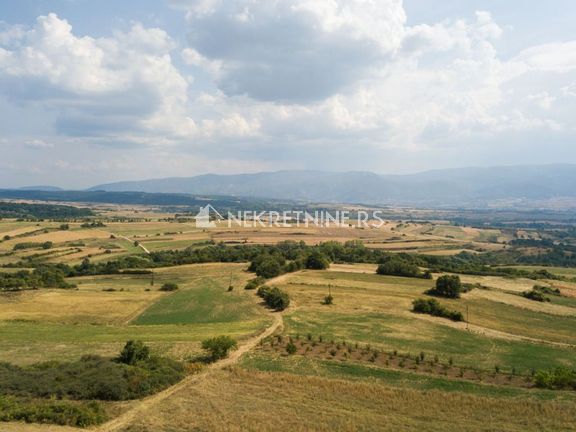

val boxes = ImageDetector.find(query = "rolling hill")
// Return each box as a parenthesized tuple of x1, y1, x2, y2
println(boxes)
(88, 164, 576, 207)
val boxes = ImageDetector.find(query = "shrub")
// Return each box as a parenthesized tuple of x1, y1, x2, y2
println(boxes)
(286, 341, 297, 355)
(323, 294, 334, 305)
(249, 254, 285, 278)
(244, 276, 266, 290)
(305, 251, 330, 270)
(255, 259, 282, 278)
(522, 289, 550, 302)
(159, 282, 179, 292)
(535, 367, 576, 390)
(0, 396, 106, 427)
(376, 257, 421, 278)
(257, 286, 290, 311)
(412, 298, 464, 322)
(533, 284, 561, 296)
(117, 340, 150, 365)
(201, 336, 237, 361)
(0, 350, 184, 402)
(427, 275, 462, 298)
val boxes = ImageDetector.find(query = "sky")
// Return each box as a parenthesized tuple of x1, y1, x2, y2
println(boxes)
(0, 0, 575, 188)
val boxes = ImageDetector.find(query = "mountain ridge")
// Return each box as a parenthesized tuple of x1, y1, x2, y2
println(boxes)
(85, 164, 576, 206)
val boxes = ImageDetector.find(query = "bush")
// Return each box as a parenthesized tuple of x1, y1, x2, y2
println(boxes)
(305, 251, 330, 270)
(159, 282, 179, 292)
(0, 396, 106, 427)
(13, 242, 48, 251)
(286, 341, 297, 355)
(0, 348, 185, 402)
(201, 336, 238, 361)
(427, 275, 462, 298)
(533, 284, 561, 296)
(257, 286, 290, 311)
(376, 258, 421, 278)
(535, 367, 576, 390)
(412, 298, 464, 322)
(522, 289, 550, 302)
(244, 276, 266, 290)
(248, 253, 287, 278)
(254, 258, 283, 278)
(323, 294, 334, 305)
(117, 340, 150, 365)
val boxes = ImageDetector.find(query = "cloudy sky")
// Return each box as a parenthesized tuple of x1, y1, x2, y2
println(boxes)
(0, 0, 575, 188)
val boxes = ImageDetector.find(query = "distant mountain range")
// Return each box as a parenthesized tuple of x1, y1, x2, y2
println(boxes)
(88, 164, 576, 207)
(19, 186, 63, 192)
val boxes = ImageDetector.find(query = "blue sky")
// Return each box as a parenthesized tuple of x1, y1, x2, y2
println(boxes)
(0, 0, 575, 188)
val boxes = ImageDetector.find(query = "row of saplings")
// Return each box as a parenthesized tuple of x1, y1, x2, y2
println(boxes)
(262, 333, 576, 391)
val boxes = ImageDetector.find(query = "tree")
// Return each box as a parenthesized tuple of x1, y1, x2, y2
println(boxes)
(255, 258, 283, 278)
(257, 286, 290, 311)
(323, 294, 334, 305)
(160, 282, 179, 292)
(429, 275, 462, 298)
(201, 336, 238, 361)
(117, 340, 150, 365)
(306, 251, 330, 270)
(376, 258, 421, 278)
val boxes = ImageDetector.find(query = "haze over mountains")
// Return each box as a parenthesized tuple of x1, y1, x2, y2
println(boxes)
(88, 164, 576, 207)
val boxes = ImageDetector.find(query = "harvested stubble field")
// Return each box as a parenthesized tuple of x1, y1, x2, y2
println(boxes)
(118, 367, 576, 432)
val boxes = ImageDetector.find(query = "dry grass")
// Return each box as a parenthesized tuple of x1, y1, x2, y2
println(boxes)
(0, 289, 163, 325)
(120, 368, 576, 432)
(466, 289, 576, 317)
(457, 274, 545, 293)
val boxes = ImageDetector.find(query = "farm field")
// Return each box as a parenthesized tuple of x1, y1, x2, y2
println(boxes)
(0, 262, 271, 364)
(1, 207, 576, 431)
(120, 367, 576, 432)
(276, 270, 576, 372)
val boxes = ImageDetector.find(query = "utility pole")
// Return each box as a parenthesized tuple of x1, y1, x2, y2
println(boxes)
(466, 305, 470, 331)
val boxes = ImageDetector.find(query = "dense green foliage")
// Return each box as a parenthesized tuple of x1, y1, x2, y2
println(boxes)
(535, 367, 576, 390)
(305, 251, 330, 270)
(5, 239, 576, 289)
(0, 202, 93, 219)
(201, 336, 238, 360)
(0, 355, 184, 401)
(0, 396, 105, 427)
(376, 255, 423, 278)
(117, 340, 151, 365)
(257, 286, 290, 311)
(13, 241, 53, 251)
(244, 276, 266, 290)
(412, 298, 464, 322)
(427, 275, 463, 298)
(80, 221, 106, 228)
(159, 282, 179, 292)
(0, 267, 74, 291)
(522, 289, 550, 302)
(532, 284, 561, 296)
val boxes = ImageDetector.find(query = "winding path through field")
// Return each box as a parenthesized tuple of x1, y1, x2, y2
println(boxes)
(96, 310, 283, 432)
